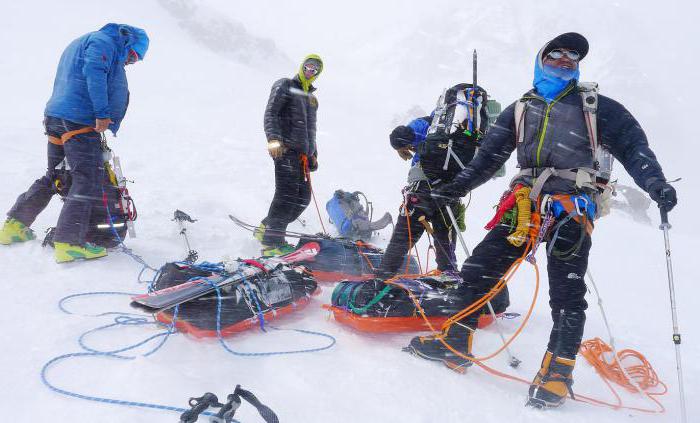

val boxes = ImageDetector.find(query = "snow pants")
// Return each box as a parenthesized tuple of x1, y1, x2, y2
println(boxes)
(262, 152, 311, 246)
(7, 116, 103, 245)
(458, 220, 591, 360)
(376, 183, 457, 277)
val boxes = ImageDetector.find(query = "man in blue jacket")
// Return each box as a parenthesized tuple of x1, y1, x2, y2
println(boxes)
(405, 33, 677, 408)
(0, 24, 148, 263)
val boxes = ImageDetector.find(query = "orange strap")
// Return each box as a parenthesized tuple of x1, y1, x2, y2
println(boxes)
(550, 194, 594, 235)
(48, 127, 95, 146)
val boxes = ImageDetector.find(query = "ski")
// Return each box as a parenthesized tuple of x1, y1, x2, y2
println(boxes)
(130, 241, 320, 313)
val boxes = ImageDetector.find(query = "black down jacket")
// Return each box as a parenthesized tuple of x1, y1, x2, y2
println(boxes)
(263, 75, 318, 157)
(440, 84, 668, 197)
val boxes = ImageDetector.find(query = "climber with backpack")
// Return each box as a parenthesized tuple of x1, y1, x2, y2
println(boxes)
(404, 33, 678, 409)
(0, 24, 148, 263)
(375, 65, 502, 278)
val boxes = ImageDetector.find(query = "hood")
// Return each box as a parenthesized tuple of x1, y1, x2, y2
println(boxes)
(99, 23, 149, 62)
(532, 33, 587, 102)
(297, 54, 323, 93)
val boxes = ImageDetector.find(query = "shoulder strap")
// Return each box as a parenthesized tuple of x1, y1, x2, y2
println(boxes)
(578, 82, 599, 160)
(513, 99, 527, 144)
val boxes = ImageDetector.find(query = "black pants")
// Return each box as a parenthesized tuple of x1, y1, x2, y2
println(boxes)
(262, 152, 311, 246)
(8, 117, 102, 245)
(377, 185, 457, 277)
(459, 220, 591, 360)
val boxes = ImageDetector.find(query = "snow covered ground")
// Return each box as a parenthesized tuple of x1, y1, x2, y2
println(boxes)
(0, 0, 698, 421)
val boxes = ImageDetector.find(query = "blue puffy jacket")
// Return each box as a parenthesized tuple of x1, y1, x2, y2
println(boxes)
(406, 116, 431, 165)
(44, 24, 148, 134)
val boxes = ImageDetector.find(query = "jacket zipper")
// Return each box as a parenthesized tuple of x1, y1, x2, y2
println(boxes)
(533, 84, 575, 166)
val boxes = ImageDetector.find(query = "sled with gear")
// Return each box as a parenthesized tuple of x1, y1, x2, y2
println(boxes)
(230, 214, 420, 283)
(324, 272, 512, 333)
(42, 140, 136, 249)
(142, 243, 321, 339)
(325, 189, 392, 239)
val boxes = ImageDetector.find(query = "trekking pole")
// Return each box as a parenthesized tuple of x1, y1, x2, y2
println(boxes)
(444, 205, 521, 368)
(658, 203, 687, 423)
(173, 210, 198, 264)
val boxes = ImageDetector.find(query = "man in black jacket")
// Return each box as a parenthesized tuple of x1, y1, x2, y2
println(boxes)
(256, 55, 323, 257)
(405, 33, 677, 409)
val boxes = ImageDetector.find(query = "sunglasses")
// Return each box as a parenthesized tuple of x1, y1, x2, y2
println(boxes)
(546, 49, 580, 61)
(303, 63, 320, 75)
(126, 49, 139, 65)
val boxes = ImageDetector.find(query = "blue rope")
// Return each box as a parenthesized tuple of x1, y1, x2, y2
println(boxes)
(209, 275, 336, 357)
(39, 302, 234, 420)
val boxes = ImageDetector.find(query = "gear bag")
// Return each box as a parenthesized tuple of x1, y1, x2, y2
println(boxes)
(326, 190, 392, 239)
(154, 262, 318, 338)
(419, 83, 491, 181)
(327, 273, 510, 332)
(297, 236, 419, 282)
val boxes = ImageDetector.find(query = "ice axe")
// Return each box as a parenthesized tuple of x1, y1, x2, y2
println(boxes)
(173, 209, 198, 263)
(658, 197, 687, 423)
(443, 205, 522, 368)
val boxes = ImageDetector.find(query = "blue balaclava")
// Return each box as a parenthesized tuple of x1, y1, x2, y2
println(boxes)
(533, 32, 589, 102)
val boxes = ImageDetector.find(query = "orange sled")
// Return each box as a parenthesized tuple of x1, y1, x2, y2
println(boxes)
(324, 305, 498, 333)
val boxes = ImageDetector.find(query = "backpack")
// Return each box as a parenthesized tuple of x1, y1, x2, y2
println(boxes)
(418, 83, 492, 181)
(326, 190, 392, 240)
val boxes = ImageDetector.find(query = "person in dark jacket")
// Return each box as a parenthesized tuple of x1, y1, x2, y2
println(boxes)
(255, 54, 323, 257)
(0, 24, 148, 263)
(375, 84, 494, 278)
(404, 33, 678, 408)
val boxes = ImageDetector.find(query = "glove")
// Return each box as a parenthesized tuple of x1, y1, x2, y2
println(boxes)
(308, 154, 318, 172)
(267, 139, 286, 159)
(430, 184, 463, 208)
(390, 125, 415, 150)
(396, 147, 413, 161)
(648, 180, 677, 211)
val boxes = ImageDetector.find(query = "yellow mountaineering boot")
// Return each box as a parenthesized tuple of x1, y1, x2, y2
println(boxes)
(54, 242, 107, 263)
(253, 222, 266, 242)
(0, 218, 35, 245)
(527, 351, 576, 408)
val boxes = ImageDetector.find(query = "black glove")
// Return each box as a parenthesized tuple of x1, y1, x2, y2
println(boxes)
(308, 154, 318, 172)
(648, 180, 677, 211)
(430, 184, 463, 208)
(390, 125, 415, 150)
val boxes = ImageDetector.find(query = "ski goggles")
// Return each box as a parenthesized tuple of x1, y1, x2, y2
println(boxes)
(303, 62, 320, 75)
(126, 49, 139, 65)
(546, 49, 580, 61)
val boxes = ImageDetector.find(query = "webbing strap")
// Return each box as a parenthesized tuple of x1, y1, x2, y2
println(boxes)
(513, 167, 597, 201)
(48, 127, 95, 145)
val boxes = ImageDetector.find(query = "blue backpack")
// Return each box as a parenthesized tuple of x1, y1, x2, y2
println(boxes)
(326, 190, 392, 240)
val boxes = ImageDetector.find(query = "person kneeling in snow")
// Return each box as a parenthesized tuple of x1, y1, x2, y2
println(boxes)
(404, 33, 677, 409)
(255, 55, 323, 257)
(0, 24, 148, 263)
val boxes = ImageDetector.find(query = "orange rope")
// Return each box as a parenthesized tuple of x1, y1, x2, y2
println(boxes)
(402, 202, 423, 275)
(301, 155, 327, 234)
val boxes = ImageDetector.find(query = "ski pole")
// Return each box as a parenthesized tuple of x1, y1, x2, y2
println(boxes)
(444, 205, 521, 368)
(659, 204, 687, 423)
